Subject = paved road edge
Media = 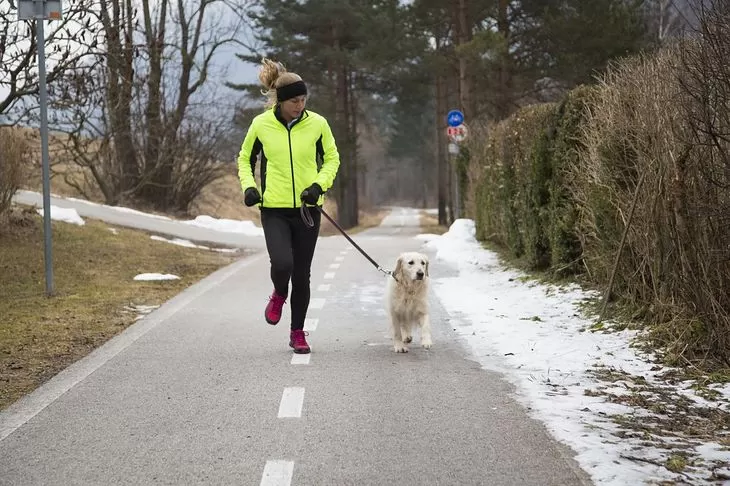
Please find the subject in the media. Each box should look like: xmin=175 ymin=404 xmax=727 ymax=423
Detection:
xmin=0 ymin=254 xmax=262 ymax=442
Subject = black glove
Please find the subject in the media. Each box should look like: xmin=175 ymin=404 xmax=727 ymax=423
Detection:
xmin=244 ymin=187 xmax=261 ymax=207
xmin=300 ymin=183 xmax=323 ymax=205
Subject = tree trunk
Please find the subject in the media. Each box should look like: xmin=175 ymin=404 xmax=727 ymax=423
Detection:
xmin=99 ymin=0 xmax=137 ymax=201
xmin=436 ymin=75 xmax=449 ymax=226
xmin=337 ymin=64 xmax=358 ymax=228
xmin=456 ymin=0 xmax=473 ymax=121
xmin=333 ymin=33 xmax=348 ymax=226
xmin=137 ymin=0 xmax=168 ymax=207
xmin=332 ymin=23 xmax=358 ymax=229
xmin=136 ymin=0 xmax=212 ymax=210
xmin=348 ymin=70 xmax=361 ymax=219
xmin=495 ymin=0 xmax=512 ymax=120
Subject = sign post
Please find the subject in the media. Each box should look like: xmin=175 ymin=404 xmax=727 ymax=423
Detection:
xmin=446 ymin=124 xmax=468 ymax=144
xmin=446 ymin=110 xmax=468 ymax=220
xmin=17 ymin=0 xmax=63 ymax=296
xmin=447 ymin=110 xmax=464 ymax=128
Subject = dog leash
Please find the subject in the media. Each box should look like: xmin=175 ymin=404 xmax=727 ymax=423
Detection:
xmin=300 ymin=204 xmax=397 ymax=281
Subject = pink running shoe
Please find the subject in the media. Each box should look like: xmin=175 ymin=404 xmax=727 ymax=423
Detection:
xmin=265 ymin=291 xmax=286 ymax=325
xmin=289 ymin=330 xmax=311 ymax=354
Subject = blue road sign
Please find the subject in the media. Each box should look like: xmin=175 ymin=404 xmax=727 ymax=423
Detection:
xmin=447 ymin=110 xmax=464 ymax=127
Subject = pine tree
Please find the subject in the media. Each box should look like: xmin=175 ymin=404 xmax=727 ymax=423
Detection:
xmin=232 ymin=0 xmax=404 ymax=228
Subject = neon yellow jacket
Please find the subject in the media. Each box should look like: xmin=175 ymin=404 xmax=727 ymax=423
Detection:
xmin=237 ymin=107 xmax=340 ymax=208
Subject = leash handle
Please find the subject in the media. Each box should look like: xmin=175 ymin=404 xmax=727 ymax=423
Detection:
xmin=300 ymin=203 xmax=315 ymax=228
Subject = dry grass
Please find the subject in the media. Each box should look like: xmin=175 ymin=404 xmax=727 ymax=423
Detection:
xmin=585 ymin=365 xmax=730 ymax=479
xmin=419 ymin=211 xmax=448 ymax=235
xmin=0 ymin=207 xmax=239 ymax=410
xmin=189 ymin=170 xmax=262 ymax=223
xmin=11 ymin=127 xmax=101 ymax=201
xmin=24 ymin=161 xmax=105 ymax=202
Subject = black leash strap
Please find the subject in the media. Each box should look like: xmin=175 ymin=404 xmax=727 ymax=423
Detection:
xmin=300 ymin=204 xmax=395 ymax=280
xmin=300 ymin=203 xmax=315 ymax=228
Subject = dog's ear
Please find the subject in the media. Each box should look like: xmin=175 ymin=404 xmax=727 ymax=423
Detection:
xmin=425 ymin=258 xmax=429 ymax=277
xmin=394 ymin=256 xmax=403 ymax=280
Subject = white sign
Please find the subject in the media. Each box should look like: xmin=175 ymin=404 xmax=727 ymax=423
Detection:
xmin=448 ymin=143 xmax=459 ymax=155
xmin=18 ymin=0 xmax=63 ymax=20
xmin=446 ymin=123 xmax=468 ymax=143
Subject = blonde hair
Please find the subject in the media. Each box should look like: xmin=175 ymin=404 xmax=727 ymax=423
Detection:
xmin=258 ymin=58 xmax=303 ymax=108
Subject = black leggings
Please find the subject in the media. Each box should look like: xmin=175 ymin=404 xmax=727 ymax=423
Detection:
xmin=260 ymin=208 xmax=321 ymax=330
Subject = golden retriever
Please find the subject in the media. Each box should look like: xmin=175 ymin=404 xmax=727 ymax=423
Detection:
xmin=386 ymin=251 xmax=432 ymax=353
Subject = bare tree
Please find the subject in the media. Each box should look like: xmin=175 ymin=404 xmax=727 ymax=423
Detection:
xmin=662 ymin=0 xmax=730 ymax=361
xmin=0 ymin=0 xmax=99 ymax=123
xmin=52 ymin=55 xmax=135 ymax=203
xmin=99 ymin=0 xmax=137 ymax=196
xmin=134 ymin=0 xmax=252 ymax=210
xmin=53 ymin=0 xmax=252 ymax=211
xmin=645 ymin=0 xmax=696 ymax=43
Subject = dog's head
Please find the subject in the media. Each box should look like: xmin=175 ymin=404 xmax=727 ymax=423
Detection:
xmin=394 ymin=252 xmax=429 ymax=282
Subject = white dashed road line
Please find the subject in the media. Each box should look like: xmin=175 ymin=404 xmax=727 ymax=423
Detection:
xmin=304 ymin=318 xmax=319 ymax=332
xmin=309 ymin=298 xmax=325 ymax=310
xmin=290 ymin=354 xmax=311 ymax=365
xmin=278 ymin=387 xmax=305 ymax=418
xmin=260 ymin=460 xmax=294 ymax=486
xmin=269 ymin=248 xmax=347 ymax=483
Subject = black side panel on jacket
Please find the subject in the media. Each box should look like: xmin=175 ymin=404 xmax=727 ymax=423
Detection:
xmin=315 ymin=136 xmax=324 ymax=171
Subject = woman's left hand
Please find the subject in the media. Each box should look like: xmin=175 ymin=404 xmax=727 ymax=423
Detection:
xmin=300 ymin=183 xmax=322 ymax=205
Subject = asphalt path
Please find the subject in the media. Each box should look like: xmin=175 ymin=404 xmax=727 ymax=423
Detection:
xmin=0 ymin=203 xmax=592 ymax=485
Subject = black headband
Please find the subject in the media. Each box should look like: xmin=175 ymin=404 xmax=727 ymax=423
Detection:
xmin=276 ymin=80 xmax=307 ymax=102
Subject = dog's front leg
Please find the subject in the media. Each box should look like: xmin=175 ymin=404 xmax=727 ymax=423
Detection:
xmin=391 ymin=315 xmax=409 ymax=353
xmin=419 ymin=313 xmax=433 ymax=350
xmin=401 ymin=322 xmax=413 ymax=344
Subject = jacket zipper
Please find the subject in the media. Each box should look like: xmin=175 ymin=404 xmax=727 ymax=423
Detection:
xmin=275 ymin=108 xmax=306 ymax=208
xmin=287 ymin=126 xmax=296 ymax=207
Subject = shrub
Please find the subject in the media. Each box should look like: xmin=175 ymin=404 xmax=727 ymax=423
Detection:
xmin=667 ymin=3 xmax=730 ymax=363
xmin=464 ymin=87 xmax=594 ymax=275
xmin=577 ymin=46 xmax=688 ymax=307
xmin=463 ymin=6 xmax=730 ymax=367
xmin=462 ymin=119 xmax=492 ymax=229
xmin=576 ymin=33 xmax=730 ymax=365
xmin=547 ymin=85 xmax=597 ymax=276
xmin=0 ymin=128 xmax=30 ymax=219
xmin=465 ymin=104 xmax=557 ymax=265
xmin=516 ymin=103 xmax=559 ymax=269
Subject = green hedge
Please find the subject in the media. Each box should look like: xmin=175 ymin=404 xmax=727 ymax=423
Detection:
xmin=465 ymin=92 xmax=593 ymax=273
xmin=546 ymin=86 xmax=596 ymax=275
xmin=462 ymin=41 xmax=730 ymax=368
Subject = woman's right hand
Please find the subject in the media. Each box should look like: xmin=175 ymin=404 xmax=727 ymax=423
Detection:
xmin=244 ymin=187 xmax=262 ymax=207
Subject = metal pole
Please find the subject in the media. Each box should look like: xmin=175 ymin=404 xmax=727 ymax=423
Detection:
xmin=36 ymin=14 xmax=54 ymax=296
xmin=454 ymin=147 xmax=461 ymax=220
